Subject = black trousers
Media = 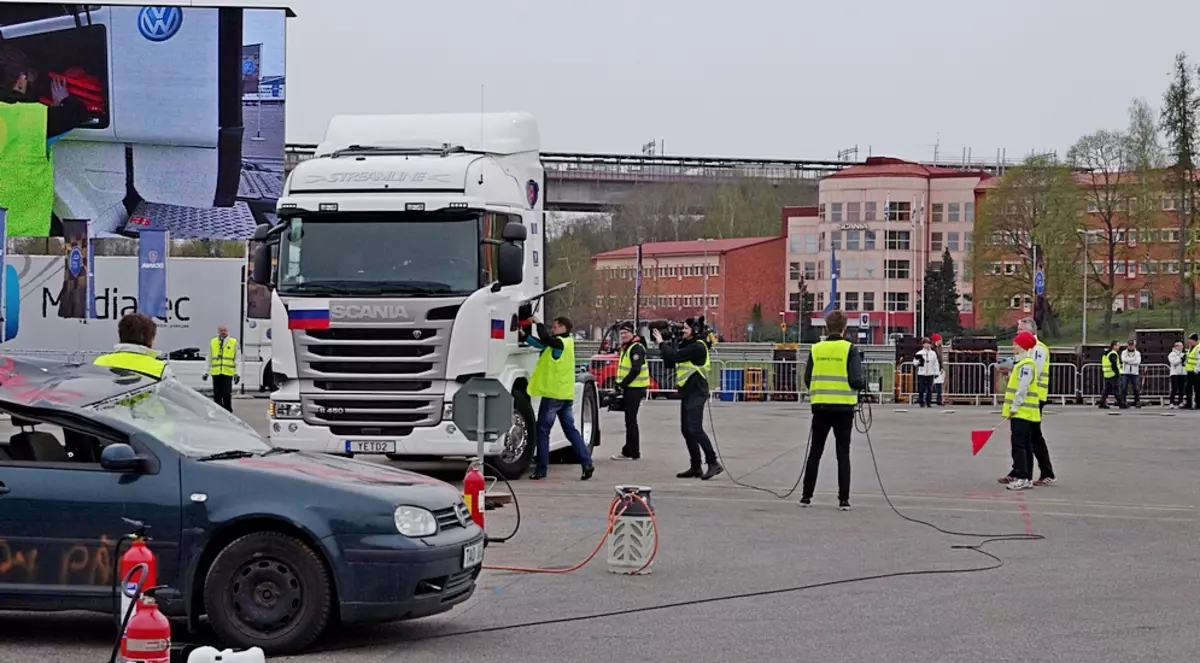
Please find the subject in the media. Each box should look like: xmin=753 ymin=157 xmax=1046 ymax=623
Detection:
xmin=680 ymin=387 xmax=717 ymax=469
xmin=802 ymin=408 xmax=854 ymax=502
xmin=621 ymin=386 xmax=646 ymax=458
xmin=1170 ymin=374 xmax=1186 ymax=406
xmin=1009 ymin=418 xmax=1035 ymax=480
xmin=1187 ymin=373 xmax=1200 ymax=410
xmin=916 ymin=375 xmax=934 ymax=407
xmin=212 ymin=374 xmax=234 ymax=412
xmin=1015 ymin=402 xmax=1055 ymax=480
xmin=1101 ymin=376 xmax=1121 ymax=406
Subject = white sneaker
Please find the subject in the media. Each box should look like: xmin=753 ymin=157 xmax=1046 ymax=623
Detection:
xmin=1006 ymin=478 xmax=1034 ymax=490
xmin=610 ymin=453 xmax=638 ymax=461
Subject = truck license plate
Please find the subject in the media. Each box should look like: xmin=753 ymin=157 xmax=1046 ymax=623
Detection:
xmin=462 ymin=541 xmax=484 ymax=569
xmin=345 ymin=440 xmax=396 ymax=454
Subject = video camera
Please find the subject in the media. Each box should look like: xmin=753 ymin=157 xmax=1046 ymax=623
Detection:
xmin=647 ymin=319 xmax=687 ymax=344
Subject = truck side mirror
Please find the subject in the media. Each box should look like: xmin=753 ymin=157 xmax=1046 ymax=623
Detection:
xmin=253 ymin=223 xmax=271 ymax=242
xmin=501 ymin=221 xmax=527 ymax=242
xmin=497 ymin=242 xmax=523 ymax=287
xmin=250 ymin=244 xmax=273 ymax=286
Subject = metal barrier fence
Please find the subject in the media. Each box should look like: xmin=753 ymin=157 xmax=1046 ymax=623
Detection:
xmin=1077 ymin=363 xmax=1177 ymax=405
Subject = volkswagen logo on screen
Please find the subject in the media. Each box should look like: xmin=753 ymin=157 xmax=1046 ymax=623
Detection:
xmin=138 ymin=6 xmax=183 ymax=42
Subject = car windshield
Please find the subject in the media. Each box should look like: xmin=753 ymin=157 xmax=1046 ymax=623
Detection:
xmin=85 ymin=377 xmax=272 ymax=457
xmin=275 ymin=210 xmax=505 ymax=297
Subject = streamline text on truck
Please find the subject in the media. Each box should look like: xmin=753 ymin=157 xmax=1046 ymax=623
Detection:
xmin=250 ymin=113 xmax=600 ymax=478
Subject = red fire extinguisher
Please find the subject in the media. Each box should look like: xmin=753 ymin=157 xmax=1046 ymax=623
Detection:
xmin=118 ymin=524 xmax=157 ymax=622
xmin=463 ymin=462 xmax=486 ymax=529
xmin=120 ymin=595 xmax=171 ymax=663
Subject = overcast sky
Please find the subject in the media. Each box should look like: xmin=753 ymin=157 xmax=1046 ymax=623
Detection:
xmin=276 ymin=0 xmax=1200 ymax=163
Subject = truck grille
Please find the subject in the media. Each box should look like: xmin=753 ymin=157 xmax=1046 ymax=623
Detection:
xmin=291 ymin=300 xmax=460 ymax=432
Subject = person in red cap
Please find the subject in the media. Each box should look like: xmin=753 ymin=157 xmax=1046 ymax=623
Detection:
xmin=1001 ymin=332 xmax=1041 ymax=490
xmin=931 ymin=333 xmax=945 ymax=406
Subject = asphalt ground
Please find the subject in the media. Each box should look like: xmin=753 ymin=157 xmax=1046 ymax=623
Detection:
xmin=5 ymin=401 xmax=1200 ymax=662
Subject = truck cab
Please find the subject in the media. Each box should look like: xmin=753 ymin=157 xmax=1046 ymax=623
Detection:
xmin=250 ymin=113 xmax=600 ymax=478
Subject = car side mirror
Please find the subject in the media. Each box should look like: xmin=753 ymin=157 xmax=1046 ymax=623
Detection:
xmin=100 ymin=443 xmax=144 ymax=473
xmin=501 ymin=221 xmax=527 ymax=242
xmin=250 ymin=244 xmax=273 ymax=286
xmin=497 ymin=242 xmax=523 ymax=287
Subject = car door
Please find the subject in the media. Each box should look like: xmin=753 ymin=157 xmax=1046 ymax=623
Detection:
xmin=0 ymin=425 xmax=181 ymax=613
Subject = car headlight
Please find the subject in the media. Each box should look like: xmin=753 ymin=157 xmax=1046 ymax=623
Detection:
xmin=394 ymin=506 xmax=438 ymax=537
xmin=270 ymin=401 xmax=302 ymax=419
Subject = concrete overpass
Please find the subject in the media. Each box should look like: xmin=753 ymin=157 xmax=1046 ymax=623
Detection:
xmin=283 ymin=144 xmax=1008 ymax=213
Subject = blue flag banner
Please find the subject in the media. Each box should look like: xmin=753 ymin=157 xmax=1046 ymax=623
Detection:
xmin=87 ymin=233 xmax=97 ymax=319
xmin=824 ymin=245 xmax=838 ymax=316
xmin=58 ymin=220 xmax=91 ymax=320
xmin=138 ymin=230 xmax=170 ymax=320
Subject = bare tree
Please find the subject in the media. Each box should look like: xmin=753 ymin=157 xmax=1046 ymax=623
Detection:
xmin=1068 ymin=130 xmax=1135 ymax=328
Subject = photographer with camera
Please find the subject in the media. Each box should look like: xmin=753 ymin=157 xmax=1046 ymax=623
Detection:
xmin=610 ymin=322 xmax=649 ymax=462
xmin=800 ymin=310 xmax=866 ymax=510
xmin=653 ymin=317 xmax=724 ymax=480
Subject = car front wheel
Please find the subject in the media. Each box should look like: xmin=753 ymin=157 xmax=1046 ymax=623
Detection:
xmin=202 ymin=531 xmax=333 ymax=655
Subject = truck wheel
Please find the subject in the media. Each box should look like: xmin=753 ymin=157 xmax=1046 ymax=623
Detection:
xmin=552 ymin=382 xmax=600 ymax=464
xmin=202 ymin=531 xmax=333 ymax=656
xmin=486 ymin=390 xmax=535 ymax=479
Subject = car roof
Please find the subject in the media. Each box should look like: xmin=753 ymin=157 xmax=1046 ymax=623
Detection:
xmin=0 ymin=356 xmax=155 ymax=410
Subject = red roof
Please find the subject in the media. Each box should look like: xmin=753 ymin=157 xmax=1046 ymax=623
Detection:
xmin=592 ymin=237 xmax=779 ymax=260
xmin=826 ymin=156 xmax=991 ymax=181
xmin=781 ymin=205 xmax=818 ymax=217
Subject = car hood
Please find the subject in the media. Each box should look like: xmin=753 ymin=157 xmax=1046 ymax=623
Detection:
xmin=217 ymin=451 xmax=462 ymax=506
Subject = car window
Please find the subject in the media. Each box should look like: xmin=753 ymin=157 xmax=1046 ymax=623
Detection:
xmin=0 ymin=420 xmax=110 ymax=465
xmin=86 ymin=377 xmax=271 ymax=457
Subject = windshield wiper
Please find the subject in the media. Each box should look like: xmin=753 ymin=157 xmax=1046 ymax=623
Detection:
xmin=288 ymin=281 xmax=376 ymax=295
xmin=262 ymin=447 xmax=300 ymax=456
xmin=288 ymin=280 xmax=456 ymax=296
xmin=195 ymin=449 xmax=261 ymax=462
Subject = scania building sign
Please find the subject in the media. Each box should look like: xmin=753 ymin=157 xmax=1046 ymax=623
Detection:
xmin=329 ymin=303 xmax=411 ymax=321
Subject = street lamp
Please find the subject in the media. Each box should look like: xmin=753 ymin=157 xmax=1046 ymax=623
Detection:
xmin=1076 ymin=229 xmax=1095 ymax=346
xmin=697 ymin=238 xmax=714 ymax=320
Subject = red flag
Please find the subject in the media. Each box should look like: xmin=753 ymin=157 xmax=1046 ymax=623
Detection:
xmin=971 ymin=428 xmax=996 ymax=455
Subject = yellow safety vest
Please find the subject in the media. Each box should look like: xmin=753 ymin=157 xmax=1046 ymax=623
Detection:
xmin=1002 ymin=357 xmax=1042 ymax=422
xmin=808 ymin=339 xmax=857 ymax=406
xmin=209 ymin=336 xmax=238 ymax=376
xmin=617 ymin=341 xmax=649 ymax=388
xmin=1102 ymin=350 xmax=1119 ymax=379
xmin=0 ymin=102 xmax=55 ymax=236
xmin=529 ymin=335 xmax=576 ymax=401
xmin=1186 ymin=345 xmax=1200 ymax=372
xmin=675 ymin=340 xmax=711 ymax=388
xmin=94 ymin=351 xmax=166 ymax=380
xmin=1035 ymin=340 xmax=1051 ymax=403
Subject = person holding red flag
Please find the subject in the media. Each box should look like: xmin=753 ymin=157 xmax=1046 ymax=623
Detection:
xmin=1001 ymin=332 xmax=1041 ymax=491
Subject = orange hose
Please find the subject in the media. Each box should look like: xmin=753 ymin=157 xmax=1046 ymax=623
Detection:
xmin=482 ymin=493 xmax=659 ymax=575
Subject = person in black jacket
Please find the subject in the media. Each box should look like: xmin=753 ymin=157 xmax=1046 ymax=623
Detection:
xmin=610 ymin=321 xmax=648 ymax=461
xmin=653 ymin=317 xmax=723 ymax=480
xmin=800 ymin=311 xmax=867 ymax=510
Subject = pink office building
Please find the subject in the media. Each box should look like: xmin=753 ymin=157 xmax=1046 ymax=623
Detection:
xmin=783 ymin=157 xmax=991 ymax=343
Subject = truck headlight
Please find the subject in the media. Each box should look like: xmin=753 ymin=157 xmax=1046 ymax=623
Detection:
xmin=394 ymin=506 xmax=438 ymax=537
xmin=270 ymin=401 xmax=302 ymax=419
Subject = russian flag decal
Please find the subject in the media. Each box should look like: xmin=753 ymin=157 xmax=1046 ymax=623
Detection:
xmin=288 ymin=301 xmax=331 ymax=330
xmin=490 ymin=319 xmax=506 ymax=340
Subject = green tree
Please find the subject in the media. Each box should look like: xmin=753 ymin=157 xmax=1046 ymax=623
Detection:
xmin=971 ymin=153 xmax=1084 ymax=337
xmin=1161 ymin=52 xmax=1200 ymax=322
xmin=923 ymin=249 xmax=962 ymax=337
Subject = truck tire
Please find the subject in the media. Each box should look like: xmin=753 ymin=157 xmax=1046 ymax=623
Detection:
xmin=202 ymin=531 xmax=333 ymax=655
xmin=486 ymin=390 xmax=535 ymax=480
xmin=552 ymin=382 xmax=600 ymax=464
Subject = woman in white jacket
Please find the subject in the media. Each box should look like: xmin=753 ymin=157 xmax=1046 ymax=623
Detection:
xmin=1120 ymin=340 xmax=1142 ymax=408
xmin=915 ymin=338 xmax=940 ymax=408
xmin=932 ymin=334 xmax=945 ymax=406
xmin=1168 ymin=340 xmax=1187 ymax=408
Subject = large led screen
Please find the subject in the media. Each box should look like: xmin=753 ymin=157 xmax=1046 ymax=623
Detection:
xmin=0 ymin=3 xmax=287 ymax=240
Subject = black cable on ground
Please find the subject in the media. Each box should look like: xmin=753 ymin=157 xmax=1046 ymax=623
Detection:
xmin=482 ymin=461 xmax=522 ymax=544
xmin=707 ymin=397 xmax=811 ymax=499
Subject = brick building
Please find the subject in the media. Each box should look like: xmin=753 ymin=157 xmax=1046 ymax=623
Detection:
xmin=591 ymin=237 xmax=786 ymax=341
xmin=785 ymin=157 xmax=991 ymax=343
xmin=974 ymin=172 xmax=1200 ymax=327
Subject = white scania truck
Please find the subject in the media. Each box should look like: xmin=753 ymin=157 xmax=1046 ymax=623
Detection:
xmin=250 ymin=113 xmax=600 ymax=478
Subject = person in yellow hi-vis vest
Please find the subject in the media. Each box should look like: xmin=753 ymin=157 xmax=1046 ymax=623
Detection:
xmin=609 ymin=321 xmax=649 ymax=461
xmin=1 ymin=44 xmax=89 ymax=237
xmin=800 ymin=310 xmax=866 ymax=510
xmin=94 ymin=313 xmax=171 ymax=380
xmin=203 ymin=325 xmax=239 ymax=412
xmin=523 ymin=315 xmax=594 ymax=481
xmin=1001 ymin=332 xmax=1042 ymax=491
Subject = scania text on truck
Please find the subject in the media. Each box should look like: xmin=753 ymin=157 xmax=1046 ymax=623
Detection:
xmin=250 ymin=112 xmax=600 ymax=478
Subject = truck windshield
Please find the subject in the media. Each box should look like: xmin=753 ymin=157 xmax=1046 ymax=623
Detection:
xmin=276 ymin=211 xmax=487 ymax=297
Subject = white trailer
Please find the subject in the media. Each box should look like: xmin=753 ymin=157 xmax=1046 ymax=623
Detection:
xmin=251 ymin=112 xmax=600 ymax=478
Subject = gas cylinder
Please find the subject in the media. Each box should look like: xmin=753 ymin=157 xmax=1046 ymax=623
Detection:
xmin=120 ymin=595 xmax=170 ymax=663
xmin=119 ymin=536 xmax=157 ymax=620
xmin=463 ymin=464 xmax=486 ymax=529
xmin=186 ymin=646 xmax=267 ymax=662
